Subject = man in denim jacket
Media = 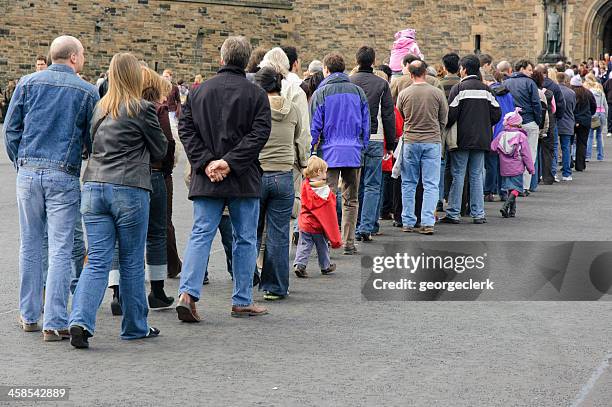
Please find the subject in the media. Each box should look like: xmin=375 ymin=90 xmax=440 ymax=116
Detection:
xmin=2 ymin=35 xmax=98 ymax=339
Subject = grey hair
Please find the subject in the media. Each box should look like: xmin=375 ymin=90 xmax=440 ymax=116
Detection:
xmin=220 ymin=36 xmax=252 ymax=69
xmin=308 ymin=60 xmax=323 ymax=73
xmin=496 ymin=60 xmax=512 ymax=73
xmin=49 ymin=35 xmax=82 ymax=62
xmin=259 ymin=47 xmax=290 ymax=78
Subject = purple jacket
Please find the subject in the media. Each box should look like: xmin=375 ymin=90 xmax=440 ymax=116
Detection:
xmin=490 ymin=127 xmax=535 ymax=177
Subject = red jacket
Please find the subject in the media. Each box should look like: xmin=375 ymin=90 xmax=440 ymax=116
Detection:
xmin=298 ymin=180 xmax=342 ymax=248
xmin=382 ymin=106 xmax=404 ymax=172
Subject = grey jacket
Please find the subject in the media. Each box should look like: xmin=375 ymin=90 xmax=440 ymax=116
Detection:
xmin=557 ymin=85 xmax=576 ymax=135
xmin=83 ymin=100 xmax=168 ymax=191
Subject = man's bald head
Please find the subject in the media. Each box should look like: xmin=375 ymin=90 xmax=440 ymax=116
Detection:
xmin=408 ymin=60 xmax=427 ymax=79
xmin=496 ymin=60 xmax=512 ymax=75
xmin=534 ymin=64 xmax=548 ymax=77
xmin=49 ymin=36 xmax=85 ymax=73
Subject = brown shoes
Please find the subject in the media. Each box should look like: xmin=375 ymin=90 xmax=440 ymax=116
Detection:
xmin=231 ymin=304 xmax=268 ymax=318
xmin=43 ymin=329 xmax=70 ymax=342
xmin=176 ymin=296 xmax=202 ymax=323
xmin=18 ymin=316 xmax=40 ymax=332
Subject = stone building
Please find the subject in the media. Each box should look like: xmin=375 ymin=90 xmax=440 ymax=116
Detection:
xmin=0 ymin=0 xmax=611 ymax=85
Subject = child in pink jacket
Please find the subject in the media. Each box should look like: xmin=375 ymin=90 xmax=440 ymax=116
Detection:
xmin=490 ymin=108 xmax=535 ymax=218
xmin=389 ymin=29 xmax=424 ymax=73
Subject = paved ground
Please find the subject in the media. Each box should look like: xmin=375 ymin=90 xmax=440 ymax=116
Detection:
xmin=0 ymin=134 xmax=611 ymax=406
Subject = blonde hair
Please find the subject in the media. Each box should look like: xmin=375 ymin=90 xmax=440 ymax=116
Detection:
xmin=547 ymin=68 xmax=558 ymax=83
xmin=141 ymin=67 xmax=171 ymax=103
xmin=194 ymin=74 xmax=203 ymax=84
xmin=259 ymin=47 xmax=290 ymax=78
xmin=303 ymin=156 xmax=328 ymax=179
xmin=584 ymin=73 xmax=604 ymax=92
xmin=99 ymin=53 xmax=143 ymax=119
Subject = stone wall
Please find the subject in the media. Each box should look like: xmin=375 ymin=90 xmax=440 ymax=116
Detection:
xmin=0 ymin=0 xmax=603 ymax=87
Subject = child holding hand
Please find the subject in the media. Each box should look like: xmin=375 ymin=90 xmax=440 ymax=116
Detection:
xmin=293 ymin=156 xmax=342 ymax=278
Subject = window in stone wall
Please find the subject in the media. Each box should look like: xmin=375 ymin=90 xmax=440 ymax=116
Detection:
xmin=165 ymin=0 xmax=292 ymax=10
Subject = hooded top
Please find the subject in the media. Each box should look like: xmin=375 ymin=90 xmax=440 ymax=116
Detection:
xmin=389 ymin=29 xmax=424 ymax=72
xmin=298 ymin=179 xmax=343 ymax=248
xmin=490 ymin=127 xmax=535 ymax=177
xmin=258 ymin=95 xmax=302 ymax=172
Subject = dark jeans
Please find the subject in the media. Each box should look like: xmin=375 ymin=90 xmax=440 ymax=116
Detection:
xmin=146 ymin=171 xmax=167 ymax=281
xmin=484 ymin=152 xmax=501 ymax=195
xmin=392 ymin=174 xmax=424 ymax=225
xmin=164 ymin=175 xmax=182 ymax=277
xmin=540 ymin=133 xmax=555 ymax=184
xmin=381 ymin=172 xmax=393 ymax=216
xmin=574 ymin=125 xmax=590 ymax=171
xmin=257 ymin=171 xmax=294 ymax=296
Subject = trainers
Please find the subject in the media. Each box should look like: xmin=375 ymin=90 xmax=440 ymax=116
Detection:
xmin=294 ymin=264 xmax=308 ymax=278
xmin=473 ymin=217 xmax=487 ymax=224
xmin=18 ymin=317 xmax=41 ymax=332
xmin=562 ymin=176 xmax=573 ymax=181
xmin=43 ymin=329 xmax=70 ymax=342
xmin=148 ymin=292 xmax=175 ymax=310
xmin=343 ymin=246 xmax=358 ymax=255
xmin=263 ymin=292 xmax=286 ymax=301
xmin=440 ymin=216 xmax=460 ymax=224
xmin=321 ymin=263 xmax=336 ymax=275
xmin=360 ymin=233 xmax=373 ymax=242
xmin=69 ymin=325 xmax=92 ymax=349
xmin=231 ymin=304 xmax=268 ymax=318
xmin=402 ymin=226 xmax=417 ymax=233
xmin=608 ymin=133 xmax=612 ymax=138
xmin=418 ymin=226 xmax=435 ymax=235
xmin=554 ymin=175 xmax=560 ymax=183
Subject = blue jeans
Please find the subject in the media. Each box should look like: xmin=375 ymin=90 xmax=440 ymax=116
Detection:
xmin=17 ymin=167 xmax=80 ymax=329
xmin=530 ymin=142 xmax=541 ymax=191
xmin=203 ymin=215 xmax=233 ymax=280
xmin=357 ymin=141 xmax=383 ymax=235
xmin=587 ymin=113 xmax=605 ymax=160
xmin=559 ymin=134 xmax=573 ymax=177
xmin=293 ymin=231 xmax=330 ymax=270
xmin=446 ymin=150 xmax=485 ymax=220
xmin=400 ymin=143 xmax=441 ymax=227
xmin=484 ymin=152 xmax=500 ymax=195
xmin=179 ymin=197 xmax=259 ymax=307
xmin=257 ymin=171 xmax=294 ymax=296
xmin=439 ymin=157 xmax=445 ymax=202
xmin=70 ymin=182 xmax=150 ymax=339
xmin=552 ymin=127 xmax=559 ymax=177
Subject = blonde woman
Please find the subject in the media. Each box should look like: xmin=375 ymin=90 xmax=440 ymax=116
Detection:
xmin=191 ymin=74 xmax=202 ymax=91
xmin=584 ymin=73 xmax=607 ymax=160
xmin=69 ymin=53 xmax=168 ymax=349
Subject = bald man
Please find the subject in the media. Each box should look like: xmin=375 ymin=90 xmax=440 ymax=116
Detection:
xmin=2 ymin=35 xmax=99 ymax=341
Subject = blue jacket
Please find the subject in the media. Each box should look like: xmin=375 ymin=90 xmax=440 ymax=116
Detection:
xmin=557 ymin=85 xmax=576 ymax=135
xmin=490 ymin=83 xmax=516 ymax=139
xmin=503 ymin=73 xmax=542 ymax=126
xmin=310 ymin=72 xmax=370 ymax=168
xmin=543 ymin=77 xmax=565 ymax=120
xmin=2 ymin=64 xmax=99 ymax=176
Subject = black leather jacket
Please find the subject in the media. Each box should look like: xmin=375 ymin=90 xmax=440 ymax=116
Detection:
xmin=83 ymin=100 xmax=167 ymax=191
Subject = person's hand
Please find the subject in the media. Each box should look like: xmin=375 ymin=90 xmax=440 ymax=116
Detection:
xmin=205 ymin=159 xmax=230 ymax=182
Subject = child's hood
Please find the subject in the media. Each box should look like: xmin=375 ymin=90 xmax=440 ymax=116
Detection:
xmin=496 ymin=128 xmax=527 ymax=155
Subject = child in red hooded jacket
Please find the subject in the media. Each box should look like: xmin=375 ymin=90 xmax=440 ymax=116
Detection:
xmin=293 ymin=156 xmax=342 ymax=278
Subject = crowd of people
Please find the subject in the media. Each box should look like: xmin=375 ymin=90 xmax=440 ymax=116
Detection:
xmin=1 ymin=31 xmax=610 ymax=349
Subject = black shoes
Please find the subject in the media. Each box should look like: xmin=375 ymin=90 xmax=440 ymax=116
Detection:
xmin=294 ymin=264 xmax=308 ymax=278
xmin=357 ymin=232 xmax=373 ymax=242
xmin=110 ymin=296 xmax=122 ymax=316
xmin=70 ymin=325 xmax=92 ymax=349
xmin=473 ymin=217 xmax=487 ymax=224
xmin=292 ymin=231 xmax=299 ymax=246
xmin=392 ymin=221 xmax=403 ymax=228
xmin=148 ymin=292 xmax=175 ymax=310
xmin=440 ymin=216 xmax=460 ymax=224
xmin=321 ymin=263 xmax=336 ymax=275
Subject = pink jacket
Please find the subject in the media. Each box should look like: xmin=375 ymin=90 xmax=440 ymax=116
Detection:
xmin=491 ymin=127 xmax=535 ymax=177
xmin=389 ymin=29 xmax=424 ymax=72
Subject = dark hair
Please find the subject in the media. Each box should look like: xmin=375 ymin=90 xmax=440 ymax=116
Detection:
xmin=254 ymin=66 xmax=282 ymax=93
xmin=514 ymin=59 xmax=533 ymax=72
xmin=356 ymin=46 xmax=375 ymax=69
xmin=177 ymin=79 xmax=184 ymax=85
xmin=36 ymin=55 xmax=47 ymax=63
xmin=323 ymin=53 xmax=345 ymax=73
xmin=573 ymin=85 xmax=591 ymax=107
xmin=246 ymin=47 xmax=267 ymax=73
xmin=281 ymin=46 xmax=298 ymax=71
xmin=377 ymin=64 xmax=392 ymax=81
xmin=402 ymin=53 xmax=420 ymax=67
xmin=531 ymin=70 xmax=545 ymax=88
xmin=442 ymin=53 xmax=460 ymax=74
xmin=300 ymin=71 xmax=325 ymax=99
xmin=478 ymin=53 xmax=493 ymax=67
xmin=408 ymin=60 xmax=427 ymax=78
xmin=459 ymin=54 xmax=481 ymax=76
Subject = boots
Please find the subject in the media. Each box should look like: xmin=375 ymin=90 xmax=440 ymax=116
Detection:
xmin=499 ymin=197 xmax=512 ymax=218
xmin=509 ymin=194 xmax=517 ymax=217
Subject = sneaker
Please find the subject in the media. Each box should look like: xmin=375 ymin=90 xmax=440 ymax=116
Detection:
xmin=418 ymin=226 xmax=435 ymax=235
xmin=562 ymin=176 xmax=573 ymax=181
xmin=473 ymin=217 xmax=487 ymax=224
xmin=110 ymin=296 xmax=122 ymax=316
xmin=231 ymin=304 xmax=268 ymax=318
xmin=608 ymin=133 xmax=612 ymax=138
xmin=392 ymin=221 xmax=403 ymax=228
xmin=144 ymin=327 xmax=160 ymax=339
xmin=203 ymin=276 xmax=210 ymax=285
xmin=263 ymin=292 xmax=286 ymax=301
xmin=343 ymin=246 xmax=358 ymax=255
xmin=360 ymin=233 xmax=373 ymax=242
xmin=484 ymin=194 xmax=495 ymax=202
xmin=554 ymin=175 xmax=560 ymax=183
xmin=294 ymin=264 xmax=308 ymax=278
xmin=440 ymin=216 xmax=460 ymax=224
xmin=321 ymin=263 xmax=336 ymax=275
xmin=148 ymin=292 xmax=175 ymax=310
xmin=402 ymin=226 xmax=417 ymax=233
xmin=69 ymin=325 xmax=92 ymax=349
xmin=18 ymin=317 xmax=41 ymax=332
xmin=43 ymin=329 xmax=70 ymax=342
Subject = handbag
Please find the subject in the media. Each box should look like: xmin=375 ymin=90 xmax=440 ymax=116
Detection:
xmin=591 ymin=115 xmax=601 ymax=129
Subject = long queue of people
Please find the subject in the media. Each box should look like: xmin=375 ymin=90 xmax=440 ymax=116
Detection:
xmin=1 ymin=32 xmax=607 ymax=350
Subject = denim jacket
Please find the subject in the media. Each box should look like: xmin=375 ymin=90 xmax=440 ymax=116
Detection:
xmin=2 ymin=64 xmax=99 ymax=176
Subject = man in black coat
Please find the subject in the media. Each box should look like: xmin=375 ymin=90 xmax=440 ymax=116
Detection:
xmin=176 ymin=36 xmax=272 ymax=321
